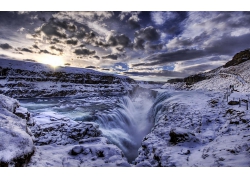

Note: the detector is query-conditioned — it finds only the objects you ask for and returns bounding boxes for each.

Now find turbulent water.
[19,92,155,162]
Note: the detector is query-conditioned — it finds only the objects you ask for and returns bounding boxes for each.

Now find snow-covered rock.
[27,137,130,167]
[0,58,137,98]
[134,90,250,167]
[30,111,102,146]
[25,110,130,166]
[0,94,34,166]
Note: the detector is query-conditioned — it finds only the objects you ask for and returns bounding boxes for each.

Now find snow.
[26,111,130,167]
[0,94,34,166]
[27,137,130,167]
[134,89,250,166]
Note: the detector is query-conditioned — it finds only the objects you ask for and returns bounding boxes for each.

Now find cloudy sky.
[1,11,250,81]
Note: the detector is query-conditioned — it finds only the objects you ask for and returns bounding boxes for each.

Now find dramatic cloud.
[53,11,114,23]
[50,46,63,53]
[39,49,54,55]
[107,34,131,47]
[66,38,78,45]
[1,11,250,81]
[145,42,163,52]
[35,19,68,39]
[32,44,40,49]
[74,48,95,56]
[127,14,141,29]
[20,48,33,53]
[139,33,250,66]
[135,26,160,41]
[133,38,145,50]
[102,54,118,60]
[53,20,77,32]
[92,55,100,60]
[0,43,13,50]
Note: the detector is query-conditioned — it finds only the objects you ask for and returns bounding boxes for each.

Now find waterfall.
[148,91,172,124]
[96,94,154,162]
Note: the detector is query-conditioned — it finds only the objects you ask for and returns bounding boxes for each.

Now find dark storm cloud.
[50,46,63,53]
[168,32,210,50]
[74,48,95,56]
[145,43,163,51]
[137,33,250,66]
[124,70,188,77]
[135,26,160,41]
[133,38,145,50]
[53,20,77,32]
[20,48,33,53]
[0,43,13,50]
[102,54,118,60]
[38,17,46,22]
[205,33,250,55]
[32,44,40,49]
[66,39,78,45]
[128,16,140,29]
[50,38,61,44]
[35,19,68,39]
[107,34,131,47]
[39,49,51,54]
[85,66,96,69]
[92,55,100,60]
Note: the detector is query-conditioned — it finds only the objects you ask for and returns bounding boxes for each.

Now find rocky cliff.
[0,58,137,98]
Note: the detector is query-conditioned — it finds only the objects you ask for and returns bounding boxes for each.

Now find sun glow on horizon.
[38,55,64,68]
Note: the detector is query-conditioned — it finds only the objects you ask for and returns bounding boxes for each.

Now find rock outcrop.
[0,94,34,167]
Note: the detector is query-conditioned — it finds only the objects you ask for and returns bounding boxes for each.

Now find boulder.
[169,127,196,144]
[228,101,240,105]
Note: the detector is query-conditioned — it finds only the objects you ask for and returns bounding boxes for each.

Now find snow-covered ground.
[134,90,250,166]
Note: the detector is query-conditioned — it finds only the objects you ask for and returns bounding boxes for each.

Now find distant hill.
[164,49,250,92]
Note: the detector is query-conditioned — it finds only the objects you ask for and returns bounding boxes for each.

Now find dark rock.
[228,101,240,105]
[169,127,196,144]
[224,49,250,68]
[167,78,184,84]
[71,146,83,155]
[96,150,105,157]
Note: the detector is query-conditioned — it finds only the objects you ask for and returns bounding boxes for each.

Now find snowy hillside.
[163,50,250,93]
[190,60,250,92]
[0,58,137,98]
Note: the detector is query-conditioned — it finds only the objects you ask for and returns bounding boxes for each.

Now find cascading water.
[148,91,172,123]
[95,92,155,162]
[19,88,157,163]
